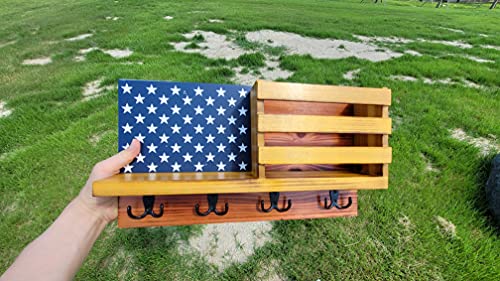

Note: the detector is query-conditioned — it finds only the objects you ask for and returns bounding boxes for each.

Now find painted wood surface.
[256,80,391,105]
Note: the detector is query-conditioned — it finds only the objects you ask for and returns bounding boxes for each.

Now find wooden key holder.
[93,80,392,228]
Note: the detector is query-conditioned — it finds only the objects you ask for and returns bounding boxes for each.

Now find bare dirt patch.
[172,30,246,59]
[233,58,293,85]
[102,48,133,58]
[480,45,500,51]
[105,16,120,21]
[420,153,439,172]
[208,19,224,23]
[65,33,93,41]
[450,128,499,156]
[246,30,403,62]
[89,130,114,145]
[390,75,418,82]
[0,40,16,48]
[179,222,273,271]
[463,55,494,64]
[404,50,422,57]
[22,56,52,65]
[438,27,465,34]
[0,101,12,118]
[256,259,285,281]
[82,79,114,101]
[343,68,360,80]
[164,16,174,20]
[435,216,457,239]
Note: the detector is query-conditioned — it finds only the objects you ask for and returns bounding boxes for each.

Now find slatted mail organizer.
[93,80,392,228]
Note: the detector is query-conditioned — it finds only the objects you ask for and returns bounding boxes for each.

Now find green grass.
[1,0,499,280]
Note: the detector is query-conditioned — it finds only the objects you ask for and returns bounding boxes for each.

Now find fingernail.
[129,139,140,150]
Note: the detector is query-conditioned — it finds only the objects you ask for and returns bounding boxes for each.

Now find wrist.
[72,196,110,225]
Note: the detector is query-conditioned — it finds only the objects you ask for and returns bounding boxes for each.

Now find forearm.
[1,198,107,281]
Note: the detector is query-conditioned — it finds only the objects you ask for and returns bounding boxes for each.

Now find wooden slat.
[93,172,388,196]
[265,132,353,147]
[259,147,392,165]
[118,191,357,228]
[264,100,352,116]
[258,114,391,134]
[256,80,391,105]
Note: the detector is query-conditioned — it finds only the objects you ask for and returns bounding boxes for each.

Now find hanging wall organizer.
[93,80,391,228]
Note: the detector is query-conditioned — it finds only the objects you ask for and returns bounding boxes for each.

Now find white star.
[135,133,145,143]
[182,114,192,124]
[122,143,130,150]
[238,106,247,116]
[216,87,225,97]
[205,134,215,143]
[194,124,204,134]
[182,134,193,143]
[216,161,226,171]
[147,123,158,134]
[171,143,181,153]
[122,103,133,114]
[171,162,181,172]
[182,95,192,105]
[159,95,169,104]
[205,115,215,124]
[194,86,204,96]
[216,106,226,116]
[216,124,226,134]
[205,96,215,106]
[134,93,145,104]
[182,152,193,162]
[159,114,169,124]
[205,152,215,162]
[134,113,145,124]
[159,153,170,163]
[227,152,237,162]
[238,143,247,152]
[194,162,204,172]
[238,125,247,134]
[238,88,247,98]
[121,83,132,94]
[147,162,158,172]
[227,97,237,107]
[122,123,133,134]
[171,124,181,134]
[136,153,145,163]
[147,104,157,114]
[217,143,226,152]
[171,104,181,115]
[238,161,247,170]
[227,116,237,125]
[194,143,204,153]
[194,105,204,115]
[146,84,157,95]
[159,133,169,143]
[171,85,181,95]
[147,143,158,153]
[124,164,133,173]
[227,134,237,143]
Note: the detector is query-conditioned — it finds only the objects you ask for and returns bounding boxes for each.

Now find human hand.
[76,139,141,223]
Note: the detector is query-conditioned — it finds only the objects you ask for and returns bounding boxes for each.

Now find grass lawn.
[1,0,499,280]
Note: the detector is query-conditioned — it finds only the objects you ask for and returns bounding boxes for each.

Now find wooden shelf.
[93,171,387,197]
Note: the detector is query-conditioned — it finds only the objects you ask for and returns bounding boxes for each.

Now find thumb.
[96,139,141,174]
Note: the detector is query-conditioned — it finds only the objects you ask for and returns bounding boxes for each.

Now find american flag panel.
[118,79,252,173]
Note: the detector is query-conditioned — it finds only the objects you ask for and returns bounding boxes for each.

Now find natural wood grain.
[259,146,392,164]
[264,133,353,147]
[118,190,357,228]
[264,100,352,116]
[265,164,358,172]
[93,172,388,196]
[256,80,391,105]
[258,114,392,134]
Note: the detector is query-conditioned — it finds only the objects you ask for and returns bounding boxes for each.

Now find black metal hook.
[260,192,292,213]
[127,196,164,219]
[323,190,352,210]
[195,194,228,216]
